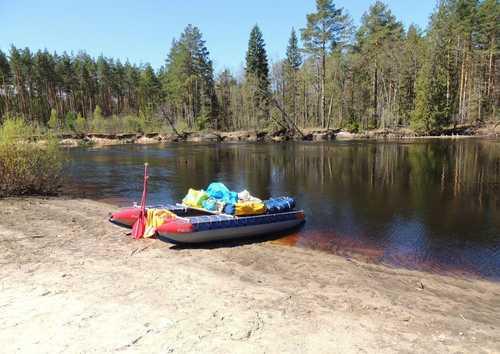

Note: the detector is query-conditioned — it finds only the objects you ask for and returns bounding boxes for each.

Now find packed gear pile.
[181,182,297,216]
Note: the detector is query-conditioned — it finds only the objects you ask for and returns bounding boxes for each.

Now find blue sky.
[1,0,436,73]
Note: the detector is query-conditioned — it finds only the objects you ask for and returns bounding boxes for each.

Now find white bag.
[238,190,262,203]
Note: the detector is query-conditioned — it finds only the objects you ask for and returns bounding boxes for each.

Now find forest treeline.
[0,0,498,134]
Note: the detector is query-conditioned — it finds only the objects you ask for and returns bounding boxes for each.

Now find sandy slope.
[0,198,499,353]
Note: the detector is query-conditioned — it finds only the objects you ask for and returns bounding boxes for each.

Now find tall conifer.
[245,24,270,125]
[301,0,351,128]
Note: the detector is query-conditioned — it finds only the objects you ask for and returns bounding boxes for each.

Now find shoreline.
[1,197,499,352]
[39,124,499,147]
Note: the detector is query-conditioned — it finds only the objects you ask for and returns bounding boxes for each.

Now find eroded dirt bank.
[1,198,499,353]
[51,123,500,146]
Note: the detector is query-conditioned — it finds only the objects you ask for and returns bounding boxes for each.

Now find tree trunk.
[326,94,334,129]
[303,79,308,127]
[320,49,326,128]
[459,44,466,124]
[373,61,378,127]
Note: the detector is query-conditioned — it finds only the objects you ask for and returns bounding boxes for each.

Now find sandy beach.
[1,197,499,353]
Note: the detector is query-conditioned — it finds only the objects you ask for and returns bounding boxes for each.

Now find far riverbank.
[39,123,500,147]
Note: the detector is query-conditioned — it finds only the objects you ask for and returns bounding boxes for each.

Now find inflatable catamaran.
[109,164,305,243]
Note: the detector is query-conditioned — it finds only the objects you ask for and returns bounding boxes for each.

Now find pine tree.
[475,0,498,121]
[9,46,31,119]
[113,59,126,113]
[216,69,236,131]
[96,55,113,116]
[123,61,141,114]
[245,24,270,126]
[301,0,351,128]
[0,50,12,117]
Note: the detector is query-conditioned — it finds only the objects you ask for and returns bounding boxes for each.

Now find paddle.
[131,163,149,239]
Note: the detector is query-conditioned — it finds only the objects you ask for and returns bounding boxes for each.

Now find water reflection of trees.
[180,141,493,198]
[169,141,499,211]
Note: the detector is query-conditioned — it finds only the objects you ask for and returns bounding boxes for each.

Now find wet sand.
[1,197,499,353]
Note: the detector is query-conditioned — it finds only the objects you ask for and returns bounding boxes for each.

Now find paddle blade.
[131,163,149,239]
[131,215,146,239]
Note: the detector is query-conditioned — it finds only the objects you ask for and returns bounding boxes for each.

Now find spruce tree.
[284,28,302,124]
[286,28,302,70]
[245,24,270,126]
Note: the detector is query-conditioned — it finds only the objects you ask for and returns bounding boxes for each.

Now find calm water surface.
[66,140,500,279]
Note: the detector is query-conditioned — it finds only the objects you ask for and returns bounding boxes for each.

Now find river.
[65,139,500,279]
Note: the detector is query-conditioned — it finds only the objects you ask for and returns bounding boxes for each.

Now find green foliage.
[48,108,58,130]
[85,113,167,135]
[0,117,64,197]
[91,105,105,132]
[344,120,359,133]
[139,64,161,115]
[0,116,32,141]
[396,25,424,125]
[123,115,144,133]
[65,111,77,131]
[74,113,86,133]
[411,63,433,133]
[356,1,403,50]
[411,57,450,133]
[195,112,210,131]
